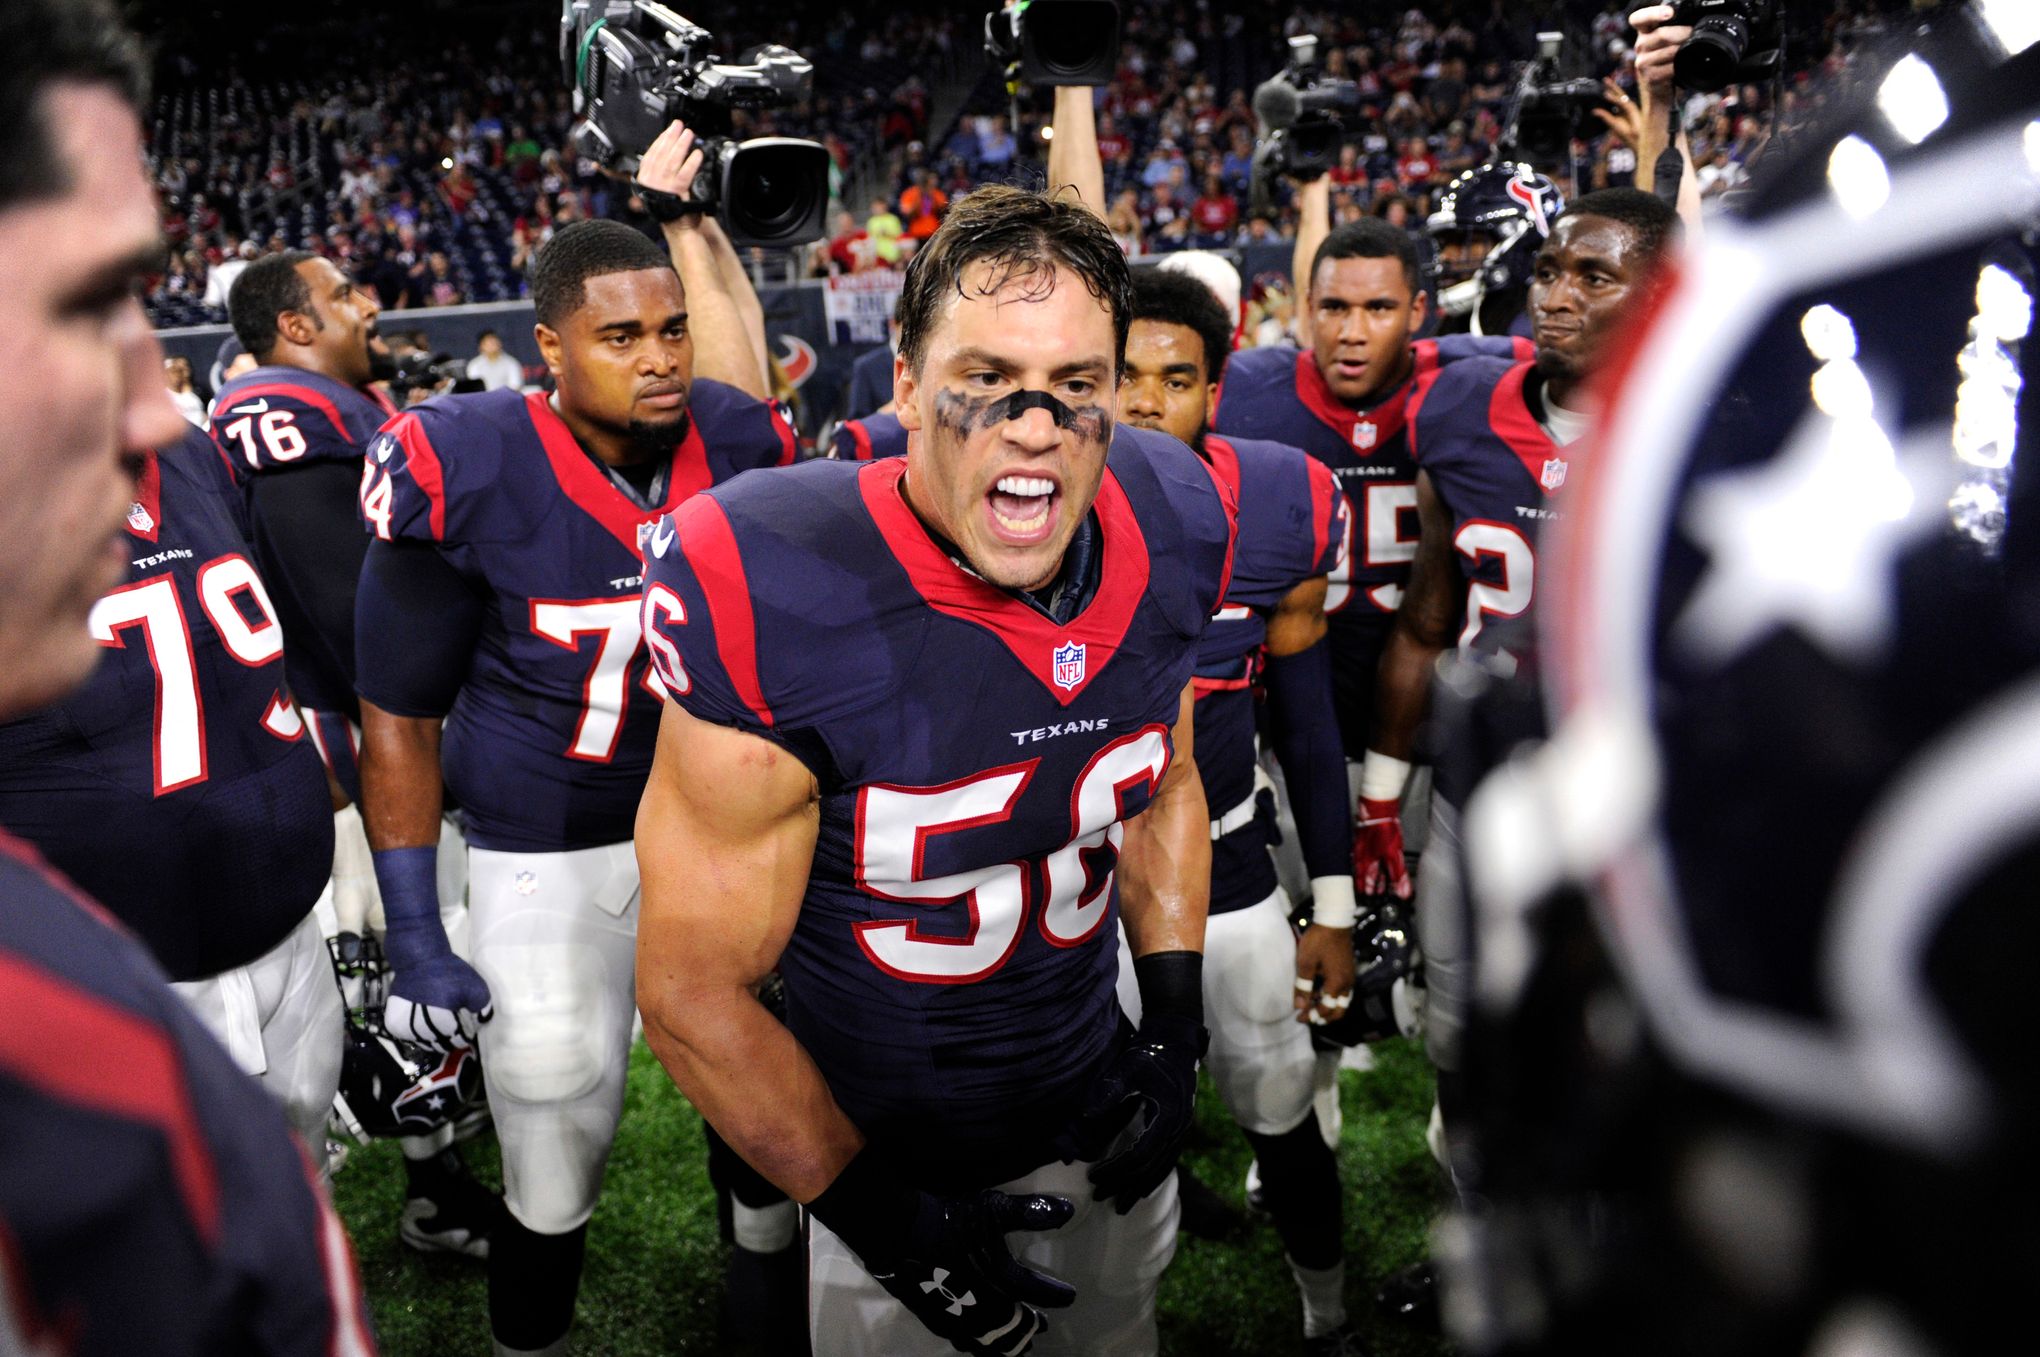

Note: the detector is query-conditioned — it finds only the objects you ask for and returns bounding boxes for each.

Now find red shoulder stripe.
[676,497,775,727]
[1303,453,1340,574]
[214,381,350,443]
[768,403,798,466]
[845,420,874,461]
[390,411,447,540]
[0,951,221,1245]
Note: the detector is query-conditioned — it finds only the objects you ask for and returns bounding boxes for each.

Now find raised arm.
[1047,85,1106,220]
[1629,5,1706,240]
[1290,174,1331,348]
[637,119,771,400]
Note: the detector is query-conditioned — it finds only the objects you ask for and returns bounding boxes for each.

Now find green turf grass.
[332,1039,1453,1355]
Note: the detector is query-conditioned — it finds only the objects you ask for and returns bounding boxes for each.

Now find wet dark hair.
[529,219,675,329]
[1310,218,1423,295]
[1556,187,1681,264]
[228,250,320,361]
[1130,267,1234,384]
[895,184,1133,375]
[0,0,149,212]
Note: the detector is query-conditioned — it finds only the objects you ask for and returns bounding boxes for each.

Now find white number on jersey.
[854,725,1174,982]
[1325,483,1411,614]
[1453,520,1535,648]
[222,409,308,467]
[358,460,395,541]
[90,553,298,796]
[529,598,665,762]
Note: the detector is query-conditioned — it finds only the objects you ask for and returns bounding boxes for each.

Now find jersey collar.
[856,456,1150,707]
[523,391,710,556]
[1292,347,1411,455]
[1493,362,1566,496]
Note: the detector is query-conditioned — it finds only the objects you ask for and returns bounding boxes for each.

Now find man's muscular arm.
[1291,174,1331,349]
[1117,681,1210,959]
[634,701,857,1200]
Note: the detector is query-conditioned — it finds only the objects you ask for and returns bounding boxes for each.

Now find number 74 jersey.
[357,382,794,852]
[639,429,1235,1182]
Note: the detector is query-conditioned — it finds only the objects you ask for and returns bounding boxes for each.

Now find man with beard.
[352,213,796,1357]
[217,245,498,1257]
[1360,186,1678,1128]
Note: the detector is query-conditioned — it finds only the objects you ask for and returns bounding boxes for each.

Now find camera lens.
[723,140,829,248]
[1675,16,1749,93]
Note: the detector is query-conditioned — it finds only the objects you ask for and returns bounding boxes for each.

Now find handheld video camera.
[1670,0,1783,93]
[1500,32,1614,171]
[560,1,830,248]
[1252,33,1361,189]
[985,0,1120,86]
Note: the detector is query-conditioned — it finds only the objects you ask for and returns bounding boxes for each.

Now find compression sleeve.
[246,460,373,711]
[1263,636,1351,882]
[354,538,485,718]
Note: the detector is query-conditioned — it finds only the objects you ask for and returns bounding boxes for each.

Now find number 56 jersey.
[642,428,1235,1190]
[360,382,794,851]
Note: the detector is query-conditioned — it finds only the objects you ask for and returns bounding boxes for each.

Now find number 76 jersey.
[359,382,794,852]
[639,428,1235,1183]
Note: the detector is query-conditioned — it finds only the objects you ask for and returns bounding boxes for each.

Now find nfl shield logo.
[1052,640,1086,691]
[1351,420,1378,450]
[127,501,154,534]
[1540,457,1569,491]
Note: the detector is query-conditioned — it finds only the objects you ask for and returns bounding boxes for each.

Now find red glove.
[1353,798,1412,899]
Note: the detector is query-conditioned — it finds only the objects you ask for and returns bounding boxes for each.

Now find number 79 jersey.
[640,428,1235,1187]
[359,382,794,852]
[0,426,333,981]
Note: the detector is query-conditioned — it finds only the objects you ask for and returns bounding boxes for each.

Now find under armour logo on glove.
[921,1268,976,1316]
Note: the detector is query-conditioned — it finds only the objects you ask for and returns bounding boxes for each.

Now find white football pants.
[173,908,342,1156]
[468,840,639,1235]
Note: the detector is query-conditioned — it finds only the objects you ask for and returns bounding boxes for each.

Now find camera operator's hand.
[1593,76,1644,149]
[637,119,706,231]
[1629,6,1695,101]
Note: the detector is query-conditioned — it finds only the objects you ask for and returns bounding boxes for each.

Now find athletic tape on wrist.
[1308,875,1358,929]
[1359,750,1412,803]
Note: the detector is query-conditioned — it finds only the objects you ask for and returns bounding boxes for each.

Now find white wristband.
[1359,750,1412,803]
[1309,875,1358,930]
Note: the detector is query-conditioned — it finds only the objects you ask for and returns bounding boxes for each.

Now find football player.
[1424,162,1564,340]
[1117,269,1363,1355]
[214,246,398,803]
[1210,206,1529,901]
[636,184,1234,1356]
[352,195,799,1354]
[0,416,344,1152]
[216,244,497,1256]
[1447,15,2038,1351]
[1362,186,1678,1108]
[0,2,374,1348]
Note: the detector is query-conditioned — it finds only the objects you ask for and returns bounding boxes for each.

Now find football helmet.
[1425,161,1563,325]
[1441,9,2040,1356]
[328,931,485,1141]
[1308,896,1424,1049]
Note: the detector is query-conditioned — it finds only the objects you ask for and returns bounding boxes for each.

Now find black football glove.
[1057,951,1208,1213]
[809,1149,1076,1356]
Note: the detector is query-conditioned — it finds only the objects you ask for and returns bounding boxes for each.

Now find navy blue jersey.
[831,411,909,462]
[360,382,795,852]
[1408,357,1570,804]
[0,427,333,982]
[1213,336,1530,756]
[641,426,1235,1191]
[210,365,398,722]
[1194,435,1346,916]
[0,829,374,1357]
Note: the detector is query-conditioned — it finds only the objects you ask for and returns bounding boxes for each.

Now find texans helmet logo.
[1506,167,1557,235]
